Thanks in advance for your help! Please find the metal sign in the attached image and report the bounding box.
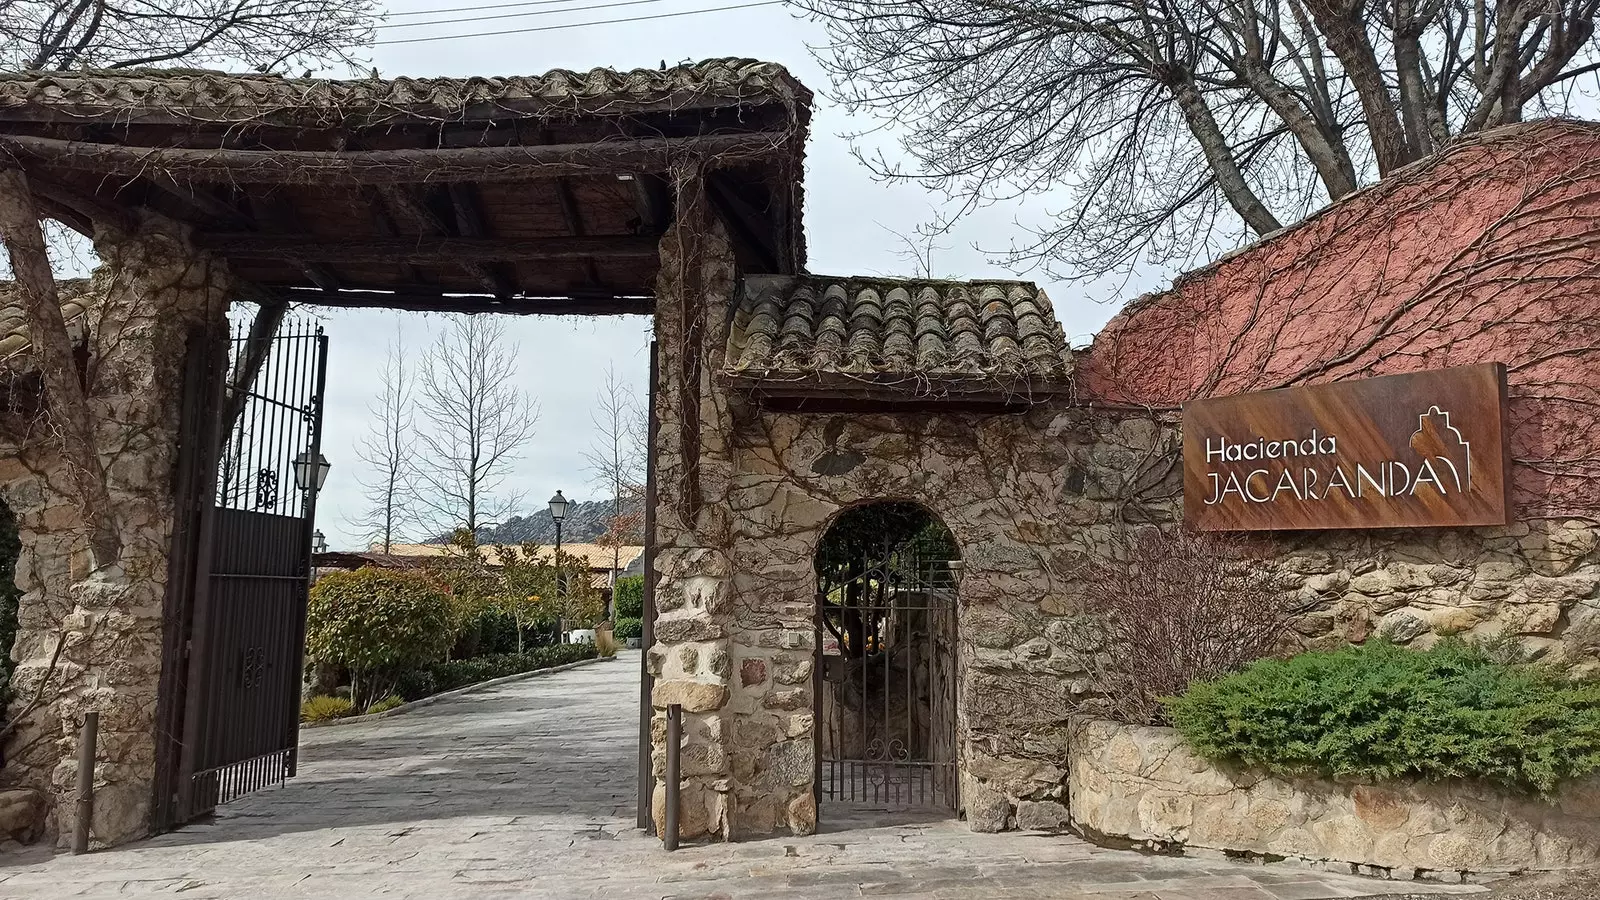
[1183,364,1511,531]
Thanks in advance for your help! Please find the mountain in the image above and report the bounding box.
[458,497,644,546]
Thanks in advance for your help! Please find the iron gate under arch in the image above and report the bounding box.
[814,553,959,812]
[152,316,327,831]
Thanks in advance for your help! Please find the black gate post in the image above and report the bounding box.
[284,331,328,777]
[637,340,659,832]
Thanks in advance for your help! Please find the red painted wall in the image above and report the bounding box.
[1080,120,1600,518]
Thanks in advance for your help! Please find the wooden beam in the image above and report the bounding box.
[193,233,659,263]
[630,174,671,234]
[29,179,135,235]
[362,186,428,286]
[0,168,121,566]
[374,186,513,296]
[273,286,651,316]
[0,132,788,184]
[706,172,779,273]
[146,177,254,229]
[444,184,517,297]
[246,192,341,291]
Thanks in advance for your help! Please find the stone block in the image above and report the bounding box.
[739,658,767,687]
[652,680,729,712]
[1014,799,1069,832]
[786,792,817,835]
[964,780,1011,833]
[0,789,45,843]
[653,616,724,643]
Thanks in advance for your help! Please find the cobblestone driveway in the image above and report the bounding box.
[0,653,1481,899]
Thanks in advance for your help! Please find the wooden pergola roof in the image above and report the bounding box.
[0,59,810,316]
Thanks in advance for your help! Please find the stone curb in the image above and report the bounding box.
[301,654,615,729]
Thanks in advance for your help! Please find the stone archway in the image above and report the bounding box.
[812,501,961,815]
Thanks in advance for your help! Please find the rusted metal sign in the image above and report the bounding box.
[1183,364,1511,531]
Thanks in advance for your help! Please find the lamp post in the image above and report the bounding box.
[548,491,568,641]
[312,530,327,555]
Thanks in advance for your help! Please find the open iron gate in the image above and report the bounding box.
[153,317,327,831]
[814,554,959,813]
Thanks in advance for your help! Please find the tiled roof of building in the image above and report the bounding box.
[381,542,643,572]
[0,58,809,127]
[726,275,1073,396]
[0,279,94,363]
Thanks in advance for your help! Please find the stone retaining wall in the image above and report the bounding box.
[1067,719,1600,878]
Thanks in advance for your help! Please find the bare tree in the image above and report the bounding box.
[350,332,417,554]
[583,363,646,588]
[795,0,1600,279]
[415,317,538,535]
[0,0,376,73]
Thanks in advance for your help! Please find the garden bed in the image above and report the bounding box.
[1067,719,1600,880]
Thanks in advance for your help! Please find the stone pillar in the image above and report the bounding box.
[647,168,741,841]
[1,219,232,846]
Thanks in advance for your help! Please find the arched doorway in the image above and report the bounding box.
[813,501,960,816]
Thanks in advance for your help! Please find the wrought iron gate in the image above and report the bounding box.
[814,553,959,811]
[153,317,327,830]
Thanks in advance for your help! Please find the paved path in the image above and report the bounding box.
[0,653,1481,899]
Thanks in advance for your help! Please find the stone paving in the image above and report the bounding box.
[0,653,1483,899]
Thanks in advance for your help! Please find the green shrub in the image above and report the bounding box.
[394,669,438,702]
[1165,639,1600,795]
[301,695,353,723]
[613,575,644,620]
[366,695,405,715]
[307,567,455,707]
[427,644,599,693]
[614,617,643,642]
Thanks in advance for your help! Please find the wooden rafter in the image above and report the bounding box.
[247,191,340,292]
[374,186,515,296]
[272,286,649,316]
[192,233,657,263]
[444,184,517,297]
[0,132,787,184]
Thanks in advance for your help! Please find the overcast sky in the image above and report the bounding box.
[296,5,1172,549]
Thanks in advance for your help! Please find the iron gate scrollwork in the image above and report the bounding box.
[815,552,959,811]
[153,316,327,830]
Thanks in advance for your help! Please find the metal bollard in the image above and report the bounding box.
[664,703,681,851]
[72,711,98,855]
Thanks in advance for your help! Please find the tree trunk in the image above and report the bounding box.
[1238,64,1360,199]
[1166,77,1284,236]
[0,167,121,568]
[1301,0,1414,172]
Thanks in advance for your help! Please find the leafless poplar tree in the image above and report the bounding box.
[415,317,538,536]
[583,363,646,583]
[0,0,376,73]
[351,333,417,554]
[795,0,1600,279]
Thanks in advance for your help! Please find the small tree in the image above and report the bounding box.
[583,363,646,605]
[1069,528,1310,725]
[351,332,418,553]
[306,567,454,709]
[495,543,561,653]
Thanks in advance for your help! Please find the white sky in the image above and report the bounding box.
[296,4,1172,549]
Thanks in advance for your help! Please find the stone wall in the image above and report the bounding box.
[0,221,232,846]
[1068,720,1600,878]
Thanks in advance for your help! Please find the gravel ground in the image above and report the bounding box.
[1369,869,1600,900]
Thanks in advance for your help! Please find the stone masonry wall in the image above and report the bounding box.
[1069,720,1600,878]
[1,220,232,846]
[697,397,1598,838]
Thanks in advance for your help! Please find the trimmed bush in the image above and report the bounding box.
[427,644,598,693]
[1166,639,1600,795]
[613,617,643,642]
[307,567,455,707]
[394,668,437,702]
[613,575,644,619]
[301,695,353,723]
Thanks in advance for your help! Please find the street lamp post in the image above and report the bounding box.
[548,491,568,642]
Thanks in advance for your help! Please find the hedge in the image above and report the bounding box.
[1165,638,1600,795]
[614,575,644,619]
[396,643,599,700]
[613,617,643,642]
